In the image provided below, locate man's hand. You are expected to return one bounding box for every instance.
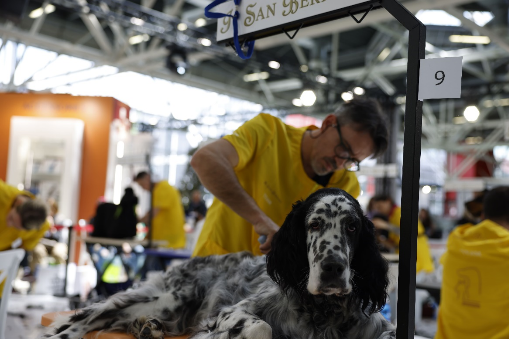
[253,217,280,254]
[372,218,390,230]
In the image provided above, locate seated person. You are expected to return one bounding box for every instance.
[0,179,49,296]
[436,186,509,339]
[370,194,434,273]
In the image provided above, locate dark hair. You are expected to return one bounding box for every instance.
[134,171,150,181]
[334,98,388,158]
[371,194,394,205]
[16,199,48,230]
[483,186,509,224]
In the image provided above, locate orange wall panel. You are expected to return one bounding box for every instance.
[0,93,117,221]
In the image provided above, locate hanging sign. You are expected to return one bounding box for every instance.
[213,0,373,43]
[418,57,463,101]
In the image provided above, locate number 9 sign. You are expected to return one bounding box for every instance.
[418,57,463,100]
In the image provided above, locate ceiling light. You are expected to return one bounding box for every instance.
[129,34,150,45]
[243,72,270,82]
[464,105,480,122]
[300,65,309,72]
[292,98,303,107]
[130,17,145,26]
[353,87,365,95]
[315,75,328,84]
[377,47,391,62]
[422,185,431,194]
[396,96,406,104]
[195,18,207,27]
[484,98,509,107]
[176,66,186,75]
[449,35,490,44]
[465,136,483,145]
[453,116,466,124]
[268,61,280,69]
[29,8,44,19]
[199,38,212,47]
[300,90,316,106]
[341,91,354,102]
[177,23,188,31]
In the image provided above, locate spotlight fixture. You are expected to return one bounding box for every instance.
[422,185,431,194]
[353,87,365,95]
[300,90,316,106]
[292,98,303,107]
[300,65,309,72]
[341,91,354,102]
[29,4,55,18]
[198,38,212,47]
[195,18,207,27]
[129,34,150,45]
[463,105,480,122]
[268,61,280,69]
[315,75,328,84]
[166,45,189,76]
[177,23,188,31]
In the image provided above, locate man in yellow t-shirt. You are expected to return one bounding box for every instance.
[191,98,389,257]
[1,179,49,297]
[134,172,186,249]
[436,186,509,339]
[370,194,434,273]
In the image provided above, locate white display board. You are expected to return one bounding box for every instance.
[7,117,84,223]
[215,0,368,42]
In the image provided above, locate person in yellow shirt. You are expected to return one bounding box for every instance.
[436,186,509,339]
[0,179,49,297]
[191,98,389,257]
[134,172,186,249]
[370,194,434,273]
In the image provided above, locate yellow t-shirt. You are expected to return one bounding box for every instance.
[388,207,434,273]
[152,181,186,249]
[0,179,50,297]
[435,220,509,339]
[193,113,360,257]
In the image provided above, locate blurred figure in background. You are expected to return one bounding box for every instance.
[436,186,509,339]
[370,194,434,273]
[134,171,186,249]
[419,208,442,239]
[186,190,207,224]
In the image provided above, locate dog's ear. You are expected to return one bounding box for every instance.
[266,200,309,297]
[351,216,389,315]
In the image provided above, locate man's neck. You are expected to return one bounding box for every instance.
[488,218,509,231]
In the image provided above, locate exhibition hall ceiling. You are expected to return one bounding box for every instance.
[1,0,509,152]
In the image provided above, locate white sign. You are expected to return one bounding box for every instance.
[443,179,484,192]
[418,57,463,101]
[213,0,368,42]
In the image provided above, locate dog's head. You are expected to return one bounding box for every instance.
[266,188,388,314]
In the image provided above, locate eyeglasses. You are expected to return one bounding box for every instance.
[335,125,360,172]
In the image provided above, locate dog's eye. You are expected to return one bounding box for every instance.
[310,221,320,230]
[347,224,356,232]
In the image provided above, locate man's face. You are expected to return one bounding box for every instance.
[372,200,393,216]
[137,176,151,191]
[6,207,24,230]
[310,119,375,176]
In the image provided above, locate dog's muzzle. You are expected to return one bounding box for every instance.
[318,256,351,294]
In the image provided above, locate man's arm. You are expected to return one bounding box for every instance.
[191,139,279,253]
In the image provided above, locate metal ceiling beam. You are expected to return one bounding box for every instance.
[254,78,303,93]
[30,1,50,35]
[254,0,475,50]
[80,13,113,55]
[335,47,508,80]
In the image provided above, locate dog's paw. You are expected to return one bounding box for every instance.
[128,316,166,339]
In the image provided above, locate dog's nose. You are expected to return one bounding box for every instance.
[320,257,346,279]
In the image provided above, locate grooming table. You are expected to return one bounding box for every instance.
[42,311,189,339]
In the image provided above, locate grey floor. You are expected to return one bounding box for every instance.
[5,294,70,339]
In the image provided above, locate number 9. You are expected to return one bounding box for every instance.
[435,71,445,85]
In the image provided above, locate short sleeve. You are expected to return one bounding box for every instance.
[327,170,361,199]
[153,181,172,209]
[222,113,276,171]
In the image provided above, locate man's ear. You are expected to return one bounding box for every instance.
[321,114,338,131]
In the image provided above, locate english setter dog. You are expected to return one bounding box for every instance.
[43,188,395,339]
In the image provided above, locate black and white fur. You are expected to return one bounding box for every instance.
[43,188,395,339]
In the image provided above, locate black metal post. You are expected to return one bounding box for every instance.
[380,1,426,338]
[146,153,154,249]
